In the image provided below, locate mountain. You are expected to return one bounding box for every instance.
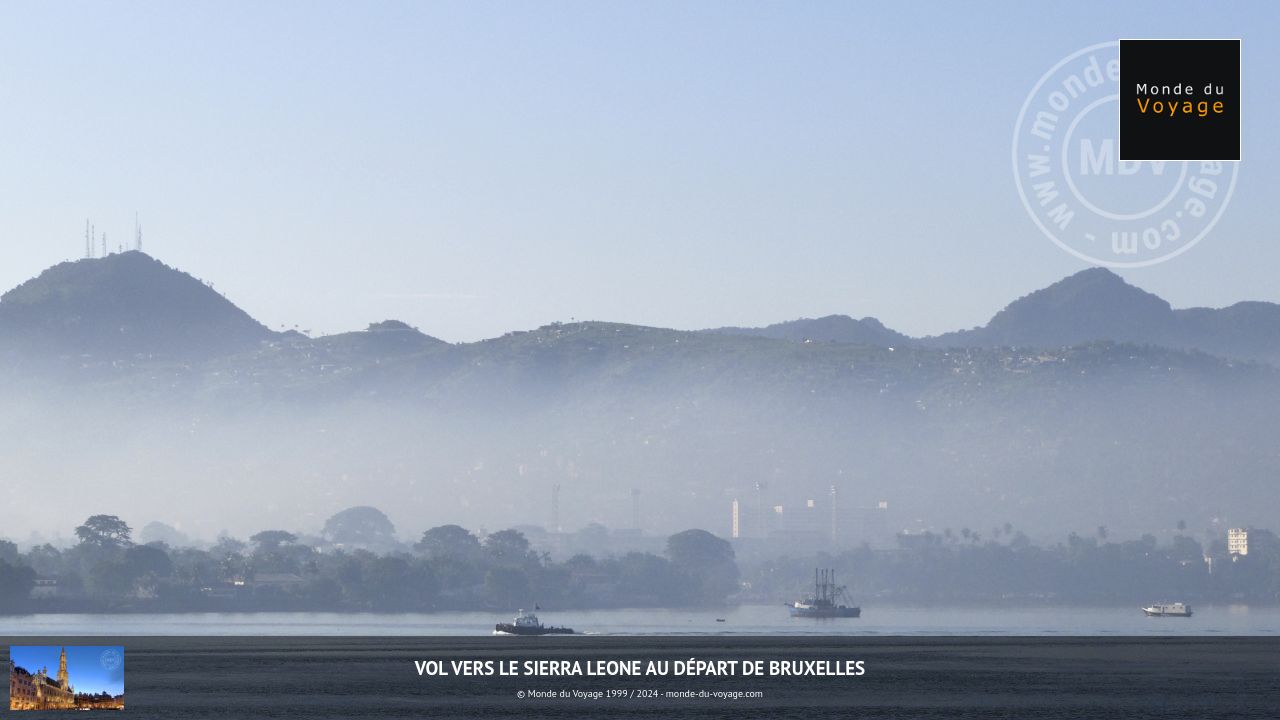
[0,251,275,359]
[924,268,1280,364]
[1172,301,1280,363]
[6,313,1277,541]
[11,254,1280,366]
[712,269,1280,365]
[3,253,1280,542]
[311,320,448,356]
[708,315,913,347]
[926,268,1178,349]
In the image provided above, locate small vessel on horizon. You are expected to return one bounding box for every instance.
[494,609,575,635]
[788,568,861,618]
[1142,602,1193,617]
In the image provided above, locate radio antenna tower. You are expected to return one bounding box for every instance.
[135,212,142,252]
[84,219,91,258]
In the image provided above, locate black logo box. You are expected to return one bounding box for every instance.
[1119,39,1241,161]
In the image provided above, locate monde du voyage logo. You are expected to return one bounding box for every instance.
[1013,40,1241,267]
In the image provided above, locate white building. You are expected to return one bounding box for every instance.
[1228,528,1249,556]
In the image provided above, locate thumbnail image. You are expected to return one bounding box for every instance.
[8,646,124,711]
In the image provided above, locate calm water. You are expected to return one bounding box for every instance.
[3,604,1278,636]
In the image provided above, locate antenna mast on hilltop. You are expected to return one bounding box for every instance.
[135,212,142,252]
[84,219,91,258]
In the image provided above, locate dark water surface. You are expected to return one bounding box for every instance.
[4,636,1276,719]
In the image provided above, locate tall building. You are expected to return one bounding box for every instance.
[1228,528,1249,556]
[58,646,69,690]
[8,648,75,710]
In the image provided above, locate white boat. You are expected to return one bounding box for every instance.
[1142,602,1192,617]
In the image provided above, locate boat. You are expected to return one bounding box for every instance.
[788,568,861,618]
[1142,602,1193,617]
[494,609,575,635]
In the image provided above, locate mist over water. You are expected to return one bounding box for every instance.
[7,605,1280,636]
[3,263,1280,546]
[4,254,1280,615]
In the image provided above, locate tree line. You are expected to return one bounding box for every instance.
[0,508,739,613]
[5,509,1278,612]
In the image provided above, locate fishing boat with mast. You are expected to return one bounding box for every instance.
[788,568,861,618]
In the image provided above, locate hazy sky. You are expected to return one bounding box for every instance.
[9,646,125,695]
[0,1,1275,342]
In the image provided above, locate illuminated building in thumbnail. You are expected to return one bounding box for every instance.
[8,647,74,710]
[8,647,124,711]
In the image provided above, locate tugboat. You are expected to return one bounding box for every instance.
[494,609,575,635]
[788,569,861,618]
[1142,602,1193,617]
